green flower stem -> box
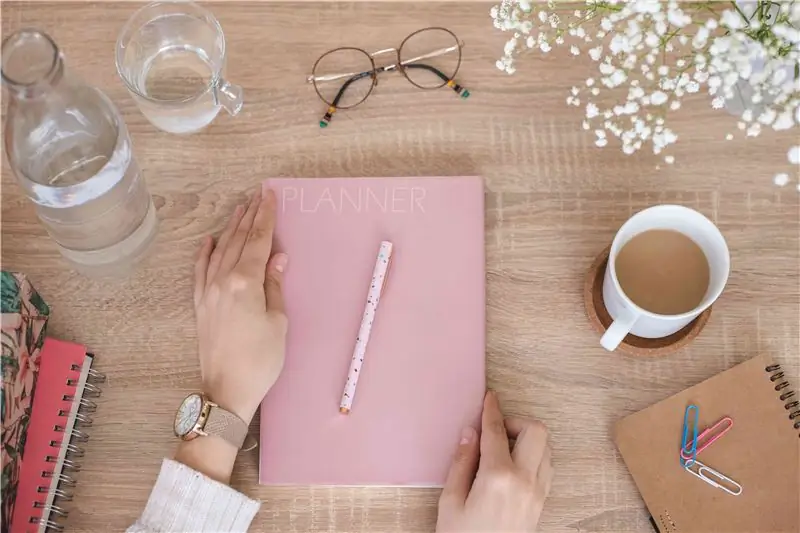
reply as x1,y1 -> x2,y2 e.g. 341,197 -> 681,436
731,1 -> 751,24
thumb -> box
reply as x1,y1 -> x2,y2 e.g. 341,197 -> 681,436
265,253 -> 288,314
439,427 -> 479,511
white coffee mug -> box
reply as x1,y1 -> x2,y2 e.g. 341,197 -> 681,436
601,205 -> 730,351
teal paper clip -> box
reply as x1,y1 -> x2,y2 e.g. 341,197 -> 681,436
680,404 -> 699,467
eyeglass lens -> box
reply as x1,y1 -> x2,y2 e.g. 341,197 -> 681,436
399,28 -> 460,89
313,47 -> 374,108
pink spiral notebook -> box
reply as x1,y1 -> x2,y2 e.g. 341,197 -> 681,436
10,338 -> 102,533
259,177 -> 486,486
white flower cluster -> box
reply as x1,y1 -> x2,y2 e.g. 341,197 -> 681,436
490,0 -> 800,188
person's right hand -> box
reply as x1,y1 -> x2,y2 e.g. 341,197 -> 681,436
435,391 -> 553,533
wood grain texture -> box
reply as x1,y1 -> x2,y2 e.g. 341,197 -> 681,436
2,2 -> 798,532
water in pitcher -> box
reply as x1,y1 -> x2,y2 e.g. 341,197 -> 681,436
2,30 -> 157,278
120,12 -> 224,133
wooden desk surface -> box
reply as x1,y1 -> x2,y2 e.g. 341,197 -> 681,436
2,2 -> 798,532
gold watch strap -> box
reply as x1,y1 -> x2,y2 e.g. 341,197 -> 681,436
204,405 -> 249,449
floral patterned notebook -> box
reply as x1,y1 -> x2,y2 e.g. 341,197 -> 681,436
1,272 -> 49,533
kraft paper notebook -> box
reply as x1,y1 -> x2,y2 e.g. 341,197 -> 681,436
259,177 -> 485,486
614,354 -> 799,533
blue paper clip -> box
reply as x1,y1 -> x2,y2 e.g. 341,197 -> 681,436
680,404 -> 699,467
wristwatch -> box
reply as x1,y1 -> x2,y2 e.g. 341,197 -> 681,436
174,393 -> 250,449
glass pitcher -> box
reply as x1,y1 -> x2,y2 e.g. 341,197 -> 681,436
115,1 -> 243,134
2,29 -> 157,278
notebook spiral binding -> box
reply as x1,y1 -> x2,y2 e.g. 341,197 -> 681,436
766,363 -> 800,436
29,360 -> 106,532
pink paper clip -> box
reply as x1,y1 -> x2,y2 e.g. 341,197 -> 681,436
680,416 -> 733,461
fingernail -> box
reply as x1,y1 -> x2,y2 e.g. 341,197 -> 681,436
460,427 -> 475,445
273,253 -> 288,273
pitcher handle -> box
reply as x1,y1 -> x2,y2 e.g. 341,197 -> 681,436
213,79 -> 243,116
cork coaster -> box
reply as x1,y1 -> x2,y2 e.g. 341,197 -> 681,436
584,245 -> 712,357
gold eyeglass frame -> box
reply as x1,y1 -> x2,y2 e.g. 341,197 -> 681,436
307,27 -> 469,127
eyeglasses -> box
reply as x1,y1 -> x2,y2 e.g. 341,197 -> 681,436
307,27 -> 470,128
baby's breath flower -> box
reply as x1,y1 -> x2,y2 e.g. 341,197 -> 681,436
650,91 -> 668,105
789,145 -> 800,165
721,11 -> 743,30
774,112 -> 794,130
504,38 -> 517,56
774,173 -> 790,186
490,0 -> 798,186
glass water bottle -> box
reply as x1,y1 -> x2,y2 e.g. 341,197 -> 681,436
2,29 -> 157,278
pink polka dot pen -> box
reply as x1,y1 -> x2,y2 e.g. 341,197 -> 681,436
339,241 -> 393,415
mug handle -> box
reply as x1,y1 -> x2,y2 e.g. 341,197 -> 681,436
601,308 -> 639,351
213,79 -> 244,116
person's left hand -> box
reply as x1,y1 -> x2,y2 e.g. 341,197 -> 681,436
436,391 -> 553,532
193,187 -> 288,424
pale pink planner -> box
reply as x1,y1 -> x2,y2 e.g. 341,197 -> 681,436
259,177 -> 485,486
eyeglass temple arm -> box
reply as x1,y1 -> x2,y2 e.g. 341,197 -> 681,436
319,70 -> 373,127
319,64 -> 469,128
403,64 -> 469,97
397,44 -> 461,67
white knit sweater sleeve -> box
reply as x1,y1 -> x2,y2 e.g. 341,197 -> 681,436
126,459 -> 260,533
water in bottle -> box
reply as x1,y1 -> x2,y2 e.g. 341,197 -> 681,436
2,29 -> 157,278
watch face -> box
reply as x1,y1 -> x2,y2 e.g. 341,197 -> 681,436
175,393 -> 203,437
